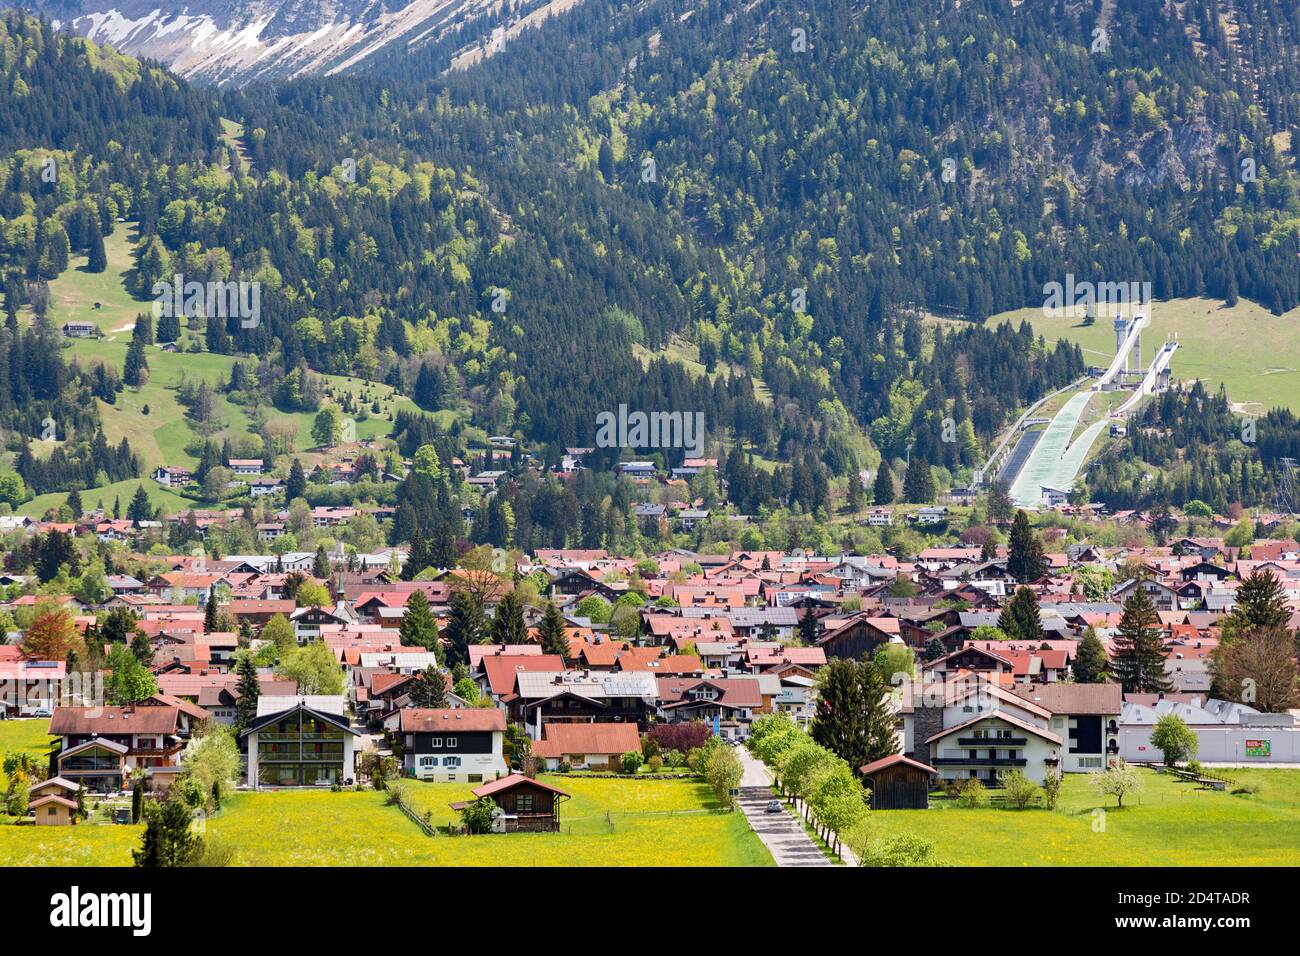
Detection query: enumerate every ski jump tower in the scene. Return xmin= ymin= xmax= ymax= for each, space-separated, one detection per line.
xmin=1113 ymin=311 xmax=1142 ymax=372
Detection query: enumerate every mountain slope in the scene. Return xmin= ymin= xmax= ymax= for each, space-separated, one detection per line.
xmin=36 ymin=0 xmax=568 ymax=86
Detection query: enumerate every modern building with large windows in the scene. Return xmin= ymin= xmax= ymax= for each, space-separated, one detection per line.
xmin=242 ymin=696 xmax=359 ymax=788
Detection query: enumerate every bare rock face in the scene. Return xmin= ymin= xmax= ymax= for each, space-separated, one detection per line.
xmin=38 ymin=0 xmax=524 ymax=86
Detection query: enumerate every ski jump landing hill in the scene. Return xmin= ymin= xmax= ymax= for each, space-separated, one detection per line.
xmin=1004 ymin=312 xmax=1177 ymax=507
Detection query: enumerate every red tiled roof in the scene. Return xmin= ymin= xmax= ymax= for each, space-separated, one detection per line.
xmin=471 ymin=772 xmax=570 ymax=799
xmin=859 ymin=753 xmax=937 ymax=776
xmin=532 ymin=723 xmax=640 ymax=758
xmin=399 ymin=708 xmax=505 ymax=733
xmin=480 ymin=655 xmax=565 ymax=696
xmin=49 ymin=706 xmax=180 ymax=735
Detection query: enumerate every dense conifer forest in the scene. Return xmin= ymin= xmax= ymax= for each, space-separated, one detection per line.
xmin=3 ymin=0 xmax=1300 ymax=531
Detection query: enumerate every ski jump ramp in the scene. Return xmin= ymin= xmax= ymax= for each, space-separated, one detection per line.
xmin=1008 ymin=326 xmax=1175 ymax=507
xmin=1114 ymin=340 xmax=1178 ymax=416
xmin=1094 ymin=313 xmax=1147 ymax=389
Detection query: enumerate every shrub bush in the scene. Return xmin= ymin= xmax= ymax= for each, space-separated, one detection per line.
xmin=997 ymin=769 xmax=1041 ymax=809
xmin=955 ymin=778 xmax=988 ymax=808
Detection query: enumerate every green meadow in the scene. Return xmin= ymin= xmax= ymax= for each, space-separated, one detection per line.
xmin=0 ymin=775 xmax=774 ymax=867
xmin=867 ymin=768 xmax=1300 ymax=866
xmin=976 ymin=296 xmax=1300 ymax=414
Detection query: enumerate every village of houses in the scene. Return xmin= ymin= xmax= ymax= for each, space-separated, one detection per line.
xmin=0 ymin=492 xmax=1298 ymax=867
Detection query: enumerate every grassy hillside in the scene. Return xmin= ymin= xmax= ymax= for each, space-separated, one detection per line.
xmin=23 ymin=224 xmax=422 ymax=485
xmin=976 ymin=297 xmax=1300 ymax=414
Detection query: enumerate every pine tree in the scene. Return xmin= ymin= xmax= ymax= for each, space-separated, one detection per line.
xmin=1073 ymin=626 xmax=1108 ymax=683
xmin=130 ymin=627 xmax=154 ymax=666
xmin=1006 ymin=510 xmax=1047 ymax=583
xmin=399 ymin=590 xmax=442 ymax=661
xmin=846 ymin=471 xmax=864 ymax=513
xmin=126 ymin=485 xmax=153 ymax=522
xmin=156 ymin=310 xmax=181 ymax=343
xmin=86 ymin=229 xmax=107 ymax=273
xmin=491 ymin=590 xmax=528 ymax=645
xmin=133 ymin=798 xmax=201 ymax=867
xmin=1223 ymin=569 xmax=1291 ymax=637
xmin=206 ymin=314 xmax=230 ymax=353
xmin=986 ymin=479 xmax=1014 ymax=523
xmin=810 ymin=658 xmax=898 ymax=769
xmin=538 ymin=600 xmax=569 ymax=658
xmin=902 ymin=455 xmax=935 ymax=503
xmin=402 ymin=532 xmax=430 ymax=581
xmin=1110 ymin=588 xmax=1172 ymax=692
xmin=313 ymin=544 xmax=330 ymax=579
xmin=598 ymin=138 xmax=615 ymax=182
xmin=285 ymin=459 xmax=306 ymax=502
xmin=430 ymin=518 xmax=457 ymax=569
xmin=234 ymin=653 xmax=260 ymax=732
xmin=123 ymin=336 xmax=148 ymax=387
xmin=798 ymin=605 xmax=822 ymax=645
xmin=872 ymin=460 xmax=895 ymax=504
xmin=998 ymin=586 xmax=1043 ymax=642
xmin=410 ymin=665 xmax=449 ymax=708
xmin=67 ymin=489 xmax=82 ymax=518
xmin=203 ymin=589 xmax=218 ymax=633
xmin=443 ymin=591 xmax=485 ymax=666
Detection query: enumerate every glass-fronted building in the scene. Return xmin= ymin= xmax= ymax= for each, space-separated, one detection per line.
xmin=242 ymin=700 xmax=358 ymax=788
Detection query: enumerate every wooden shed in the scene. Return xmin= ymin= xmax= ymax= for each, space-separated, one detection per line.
xmin=28 ymin=777 xmax=82 ymax=826
xmin=859 ymin=754 xmax=938 ymax=810
xmin=30 ymin=795 xmax=77 ymax=826
xmin=452 ymin=773 xmax=571 ymax=832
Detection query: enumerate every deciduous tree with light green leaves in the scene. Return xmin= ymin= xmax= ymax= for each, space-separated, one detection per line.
xmin=413 ymin=443 xmax=445 ymax=482
xmin=260 ymin=613 xmax=295 ymax=654
xmin=181 ymin=724 xmax=241 ymax=807
xmin=698 ymin=739 xmax=742 ymax=809
xmin=311 ymin=405 xmax=341 ymax=448
xmin=105 ymin=643 xmax=158 ymax=704
xmin=572 ymin=594 xmax=611 ymax=624
xmin=1150 ymin=712 xmax=1198 ymax=766
xmin=1092 ymin=760 xmax=1143 ymax=808
xmin=275 ymin=641 xmax=346 ymax=695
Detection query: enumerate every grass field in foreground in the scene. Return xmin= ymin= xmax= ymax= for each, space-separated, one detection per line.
xmin=974 ymin=296 xmax=1300 ymax=413
xmin=867 ymin=768 xmax=1300 ymax=866
xmin=0 ymin=776 xmax=774 ymax=867
xmin=0 ymin=718 xmax=55 ymax=789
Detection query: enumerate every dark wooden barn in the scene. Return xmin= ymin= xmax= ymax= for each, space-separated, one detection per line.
xmin=454 ymin=773 xmax=571 ymax=832
xmin=859 ymin=754 xmax=937 ymax=810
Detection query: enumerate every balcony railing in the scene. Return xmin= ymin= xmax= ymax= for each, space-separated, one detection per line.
xmin=130 ymin=745 xmax=184 ymax=757
xmin=932 ymin=757 xmax=1027 ymax=767
xmin=957 ymin=737 xmax=1026 ymax=747
xmin=61 ymin=759 xmax=122 ymax=772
